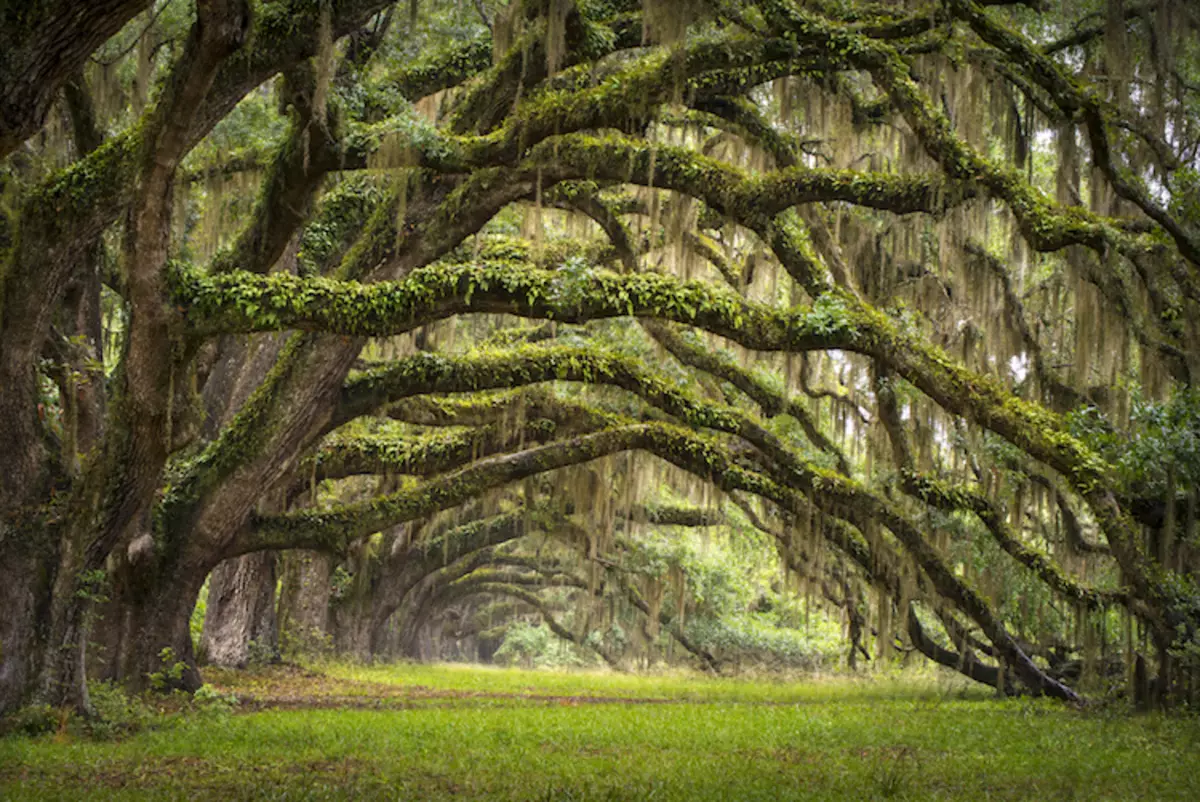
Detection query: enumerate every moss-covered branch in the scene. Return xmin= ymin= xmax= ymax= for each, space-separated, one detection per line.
xmin=304 ymin=417 xmax=591 ymax=484
xmin=331 ymin=341 xmax=848 ymax=497
xmin=530 ymin=133 xmax=973 ymax=230
xmin=0 ymin=0 xmax=147 ymax=159
xmin=900 ymin=471 xmax=1127 ymax=610
xmin=244 ymin=425 xmax=657 ymax=553
xmin=625 ymin=504 xmax=725 ymax=527
xmin=448 ymin=6 xmax=642 ymax=136
xmin=641 ymin=321 xmax=851 ymax=474
xmin=455 ymin=32 xmax=828 ymax=167
xmin=209 ymin=64 xmax=343 ymax=276
xmin=173 ymin=259 xmax=1120 ymax=533
xmin=170 ymin=258 xmax=853 ymax=347
xmin=947 ymin=0 xmax=1200 ymax=268
xmin=386 ymin=34 xmax=492 ymax=104
xmin=381 ymin=387 xmax=621 ymax=433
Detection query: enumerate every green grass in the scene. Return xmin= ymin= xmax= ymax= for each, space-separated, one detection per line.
xmin=323 ymin=661 xmax=961 ymax=703
xmin=2 ymin=664 xmax=1199 ymax=800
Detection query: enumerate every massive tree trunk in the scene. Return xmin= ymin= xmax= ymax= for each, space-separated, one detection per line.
xmin=31 ymin=0 xmax=252 ymax=712
xmin=117 ymin=555 xmax=211 ymax=693
xmin=201 ymin=552 xmax=279 ymax=667
xmin=192 ymin=334 xmax=290 ymax=667
xmin=87 ymin=546 xmax=139 ymax=686
xmin=332 ymin=598 xmax=374 ymax=661
xmin=0 ymin=546 xmax=52 ymax=715
xmin=277 ymin=550 xmax=333 ymax=656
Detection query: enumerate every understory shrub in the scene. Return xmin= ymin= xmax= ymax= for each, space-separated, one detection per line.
xmin=85 ymin=680 xmax=153 ymax=739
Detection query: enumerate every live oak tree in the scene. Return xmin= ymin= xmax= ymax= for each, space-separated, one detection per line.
xmin=2 ymin=0 xmax=1199 ymax=714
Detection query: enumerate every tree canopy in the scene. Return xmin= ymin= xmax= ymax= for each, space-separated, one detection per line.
xmin=2 ymin=0 xmax=1200 ymax=714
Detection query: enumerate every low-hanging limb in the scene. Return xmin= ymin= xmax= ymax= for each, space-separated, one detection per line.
xmin=382 ymin=387 xmax=624 ymax=432
xmin=873 ymin=369 xmax=1128 ymax=612
xmin=479 ymin=583 xmax=621 ymax=670
xmin=419 ymin=561 xmax=623 ymax=669
xmin=303 ymin=417 xmax=598 ymax=486
xmin=385 ymin=515 xmax=576 ymax=659
xmin=906 ymin=604 xmax=1020 ymax=695
xmin=624 ymin=503 xmax=725 ymax=528
xmin=547 ymin=515 xmax=725 ymax=671
xmin=176 ymin=258 xmax=1113 ymax=515
xmin=328 ymin=340 xmax=855 ymax=523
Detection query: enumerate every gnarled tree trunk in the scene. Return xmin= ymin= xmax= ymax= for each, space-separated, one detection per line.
xmin=201 ymin=552 xmax=278 ymax=667
xmin=0 ymin=545 xmax=52 ymax=714
xmin=276 ymin=550 xmax=333 ymax=656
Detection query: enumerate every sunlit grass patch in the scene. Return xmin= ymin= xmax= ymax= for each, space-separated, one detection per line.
xmin=3 ymin=664 xmax=1199 ymax=800
xmin=319 ymin=660 xmax=988 ymax=704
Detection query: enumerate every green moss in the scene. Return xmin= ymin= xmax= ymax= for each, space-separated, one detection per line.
xmin=386 ymin=35 xmax=493 ymax=105
xmin=25 ymin=127 xmax=142 ymax=236
xmin=295 ymin=176 xmax=390 ymax=276
xmin=158 ymin=334 xmax=313 ymax=536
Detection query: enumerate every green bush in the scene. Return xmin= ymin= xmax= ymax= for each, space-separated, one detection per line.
xmin=685 ymin=612 xmax=843 ymax=671
xmin=85 ymin=680 xmax=152 ymax=739
xmin=146 ymin=647 xmax=188 ymax=691
xmin=193 ymin=684 xmax=238 ymax=713
xmin=2 ymin=703 xmax=61 ymax=737
xmin=246 ymin=638 xmax=279 ymax=667
xmin=493 ymin=621 xmax=587 ymax=669
xmin=494 ymin=622 xmax=552 ymax=668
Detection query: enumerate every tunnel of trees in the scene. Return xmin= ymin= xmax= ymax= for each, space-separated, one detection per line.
xmin=2 ymin=0 xmax=1199 ymax=715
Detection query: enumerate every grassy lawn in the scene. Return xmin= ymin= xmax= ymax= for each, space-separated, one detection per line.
xmin=2 ymin=664 xmax=1198 ymax=800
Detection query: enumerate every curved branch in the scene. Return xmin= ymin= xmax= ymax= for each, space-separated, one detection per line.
xmin=250 ymin=413 xmax=1080 ymax=700
xmin=174 ymin=260 xmax=1112 ymax=520
xmin=0 ymin=0 xmax=150 ymax=159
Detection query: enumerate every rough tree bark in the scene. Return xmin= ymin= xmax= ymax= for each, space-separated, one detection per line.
xmin=277 ymin=551 xmax=334 ymax=656
xmin=201 ymin=552 xmax=279 ymax=667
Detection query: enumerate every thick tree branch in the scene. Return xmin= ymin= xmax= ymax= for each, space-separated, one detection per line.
xmin=0 ymin=0 xmax=150 ymax=159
